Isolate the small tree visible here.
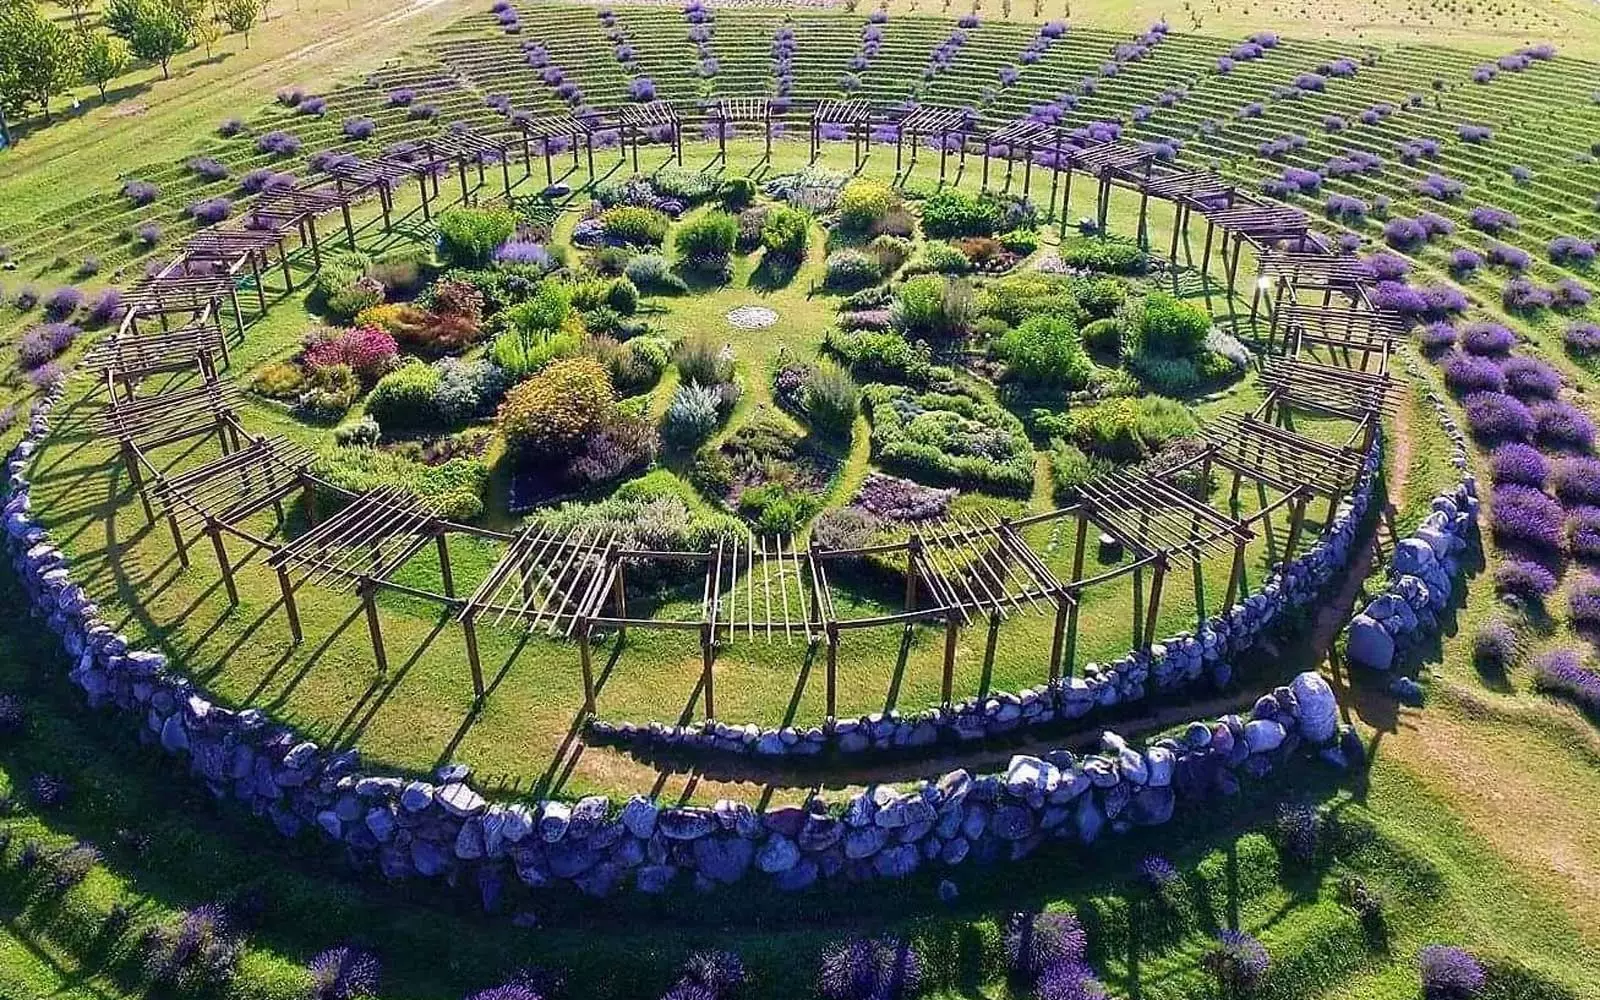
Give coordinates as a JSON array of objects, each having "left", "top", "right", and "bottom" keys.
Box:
[
  {"left": 218, "top": 0, "right": 257, "bottom": 47},
  {"left": 81, "top": 31, "right": 130, "bottom": 101},
  {"left": 62, "top": 0, "right": 93, "bottom": 31},
  {"left": 2, "top": 10, "right": 80, "bottom": 123},
  {"left": 126, "top": 0, "right": 189, "bottom": 79},
  {"left": 194, "top": 5, "right": 220, "bottom": 57}
]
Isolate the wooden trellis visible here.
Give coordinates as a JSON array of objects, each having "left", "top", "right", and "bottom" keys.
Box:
[
  {"left": 267, "top": 487, "right": 450, "bottom": 673},
  {"left": 328, "top": 155, "right": 425, "bottom": 232},
  {"left": 119, "top": 271, "right": 246, "bottom": 338},
  {"left": 515, "top": 111, "right": 597, "bottom": 186},
  {"left": 1271, "top": 302, "right": 1405, "bottom": 371},
  {"left": 890, "top": 105, "right": 970, "bottom": 176},
  {"left": 619, "top": 102, "right": 681, "bottom": 170},
  {"left": 83, "top": 319, "right": 229, "bottom": 398},
  {"left": 150, "top": 435, "right": 316, "bottom": 602},
  {"left": 982, "top": 120, "right": 1058, "bottom": 198},
  {"left": 423, "top": 127, "right": 524, "bottom": 207},
  {"left": 103, "top": 377, "right": 243, "bottom": 522},
  {"left": 1257, "top": 355, "right": 1399, "bottom": 426},
  {"left": 1196, "top": 202, "right": 1311, "bottom": 300},
  {"left": 810, "top": 98, "right": 873, "bottom": 167},
  {"left": 181, "top": 227, "right": 293, "bottom": 306},
  {"left": 246, "top": 187, "right": 354, "bottom": 268},
  {"left": 715, "top": 97, "right": 774, "bottom": 160}
]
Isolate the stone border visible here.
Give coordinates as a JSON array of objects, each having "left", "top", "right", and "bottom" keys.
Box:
[
  {"left": 586, "top": 434, "right": 1383, "bottom": 761},
  {"left": 1344, "top": 353, "right": 1478, "bottom": 700},
  {"left": 6, "top": 383, "right": 1360, "bottom": 903}
]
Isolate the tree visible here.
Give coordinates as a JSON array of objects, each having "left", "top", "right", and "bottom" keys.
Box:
[
  {"left": 0, "top": 7, "right": 80, "bottom": 124},
  {"left": 218, "top": 0, "right": 256, "bottom": 47},
  {"left": 62, "top": 0, "right": 92, "bottom": 31},
  {"left": 194, "top": 3, "right": 220, "bottom": 57},
  {"left": 81, "top": 31, "right": 130, "bottom": 100},
  {"left": 125, "top": 0, "right": 188, "bottom": 79}
]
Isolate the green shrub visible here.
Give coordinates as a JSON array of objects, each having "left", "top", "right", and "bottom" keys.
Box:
[
  {"left": 295, "top": 363, "right": 360, "bottom": 421},
  {"left": 436, "top": 207, "right": 517, "bottom": 267},
  {"left": 314, "top": 252, "right": 383, "bottom": 323},
  {"left": 803, "top": 358, "right": 860, "bottom": 437},
  {"left": 1059, "top": 236, "right": 1149, "bottom": 275},
  {"left": 504, "top": 280, "right": 573, "bottom": 335},
  {"left": 1123, "top": 291, "right": 1211, "bottom": 358},
  {"left": 674, "top": 212, "right": 738, "bottom": 265},
  {"left": 592, "top": 334, "right": 672, "bottom": 395},
  {"left": 993, "top": 315, "right": 1091, "bottom": 387},
  {"left": 1067, "top": 395, "right": 1198, "bottom": 461},
  {"left": 367, "top": 246, "right": 432, "bottom": 293},
  {"left": 605, "top": 276, "right": 640, "bottom": 315},
  {"left": 998, "top": 229, "right": 1041, "bottom": 256},
  {"left": 738, "top": 481, "right": 821, "bottom": 535},
  {"left": 490, "top": 328, "right": 580, "bottom": 379},
  {"left": 904, "top": 241, "right": 969, "bottom": 275},
  {"left": 980, "top": 272, "right": 1084, "bottom": 325},
  {"left": 662, "top": 382, "right": 723, "bottom": 446},
  {"left": 867, "top": 234, "right": 914, "bottom": 274},
  {"left": 1077, "top": 277, "right": 1128, "bottom": 319},
  {"left": 760, "top": 206, "right": 810, "bottom": 259},
  {"left": 920, "top": 189, "right": 1002, "bottom": 238},
  {"left": 1082, "top": 317, "right": 1121, "bottom": 354},
  {"left": 825, "top": 328, "right": 932, "bottom": 383},
  {"left": 1050, "top": 438, "right": 1114, "bottom": 497},
  {"left": 838, "top": 178, "right": 897, "bottom": 230},
  {"left": 624, "top": 253, "right": 688, "bottom": 293},
  {"left": 825, "top": 249, "right": 881, "bottom": 289},
  {"left": 365, "top": 361, "right": 443, "bottom": 433},
  {"left": 333, "top": 415, "right": 381, "bottom": 447},
  {"left": 1130, "top": 354, "right": 1201, "bottom": 395},
  {"left": 601, "top": 205, "right": 671, "bottom": 245},
  {"left": 317, "top": 447, "right": 488, "bottom": 520},
  {"left": 892, "top": 275, "right": 975, "bottom": 338},
  {"left": 251, "top": 361, "right": 305, "bottom": 399},
  {"left": 862, "top": 382, "right": 1033, "bottom": 494},
  {"left": 651, "top": 166, "right": 721, "bottom": 203},
  {"left": 719, "top": 176, "right": 757, "bottom": 209},
  {"left": 498, "top": 357, "right": 616, "bottom": 459}
]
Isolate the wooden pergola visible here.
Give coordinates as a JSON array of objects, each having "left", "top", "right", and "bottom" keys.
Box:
[
  {"left": 981, "top": 120, "right": 1058, "bottom": 198},
  {"left": 102, "top": 376, "right": 243, "bottom": 522},
  {"left": 150, "top": 434, "right": 316, "bottom": 601},
  {"left": 83, "top": 318, "right": 229, "bottom": 399},
  {"left": 327, "top": 154, "right": 426, "bottom": 232},
  {"left": 1258, "top": 355, "right": 1399, "bottom": 427},
  {"left": 119, "top": 270, "right": 246, "bottom": 339},
  {"left": 515, "top": 111, "right": 598, "bottom": 186},
  {"left": 890, "top": 105, "right": 970, "bottom": 176},
  {"left": 1061, "top": 140, "right": 1155, "bottom": 236},
  {"left": 810, "top": 98, "right": 873, "bottom": 168},
  {"left": 182, "top": 227, "right": 295, "bottom": 305},
  {"left": 713, "top": 97, "right": 775, "bottom": 161},
  {"left": 619, "top": 102, "right": 682, "bottom": 171},
  {"left": 1271, "top": 302, "right": 1405, "bottom": 371},
  {"left": 1195, "top": 202, "right": 1311, "bottom": 301},
  {"left": 266, "top": 487, "right": 451, "bottom": 673}
]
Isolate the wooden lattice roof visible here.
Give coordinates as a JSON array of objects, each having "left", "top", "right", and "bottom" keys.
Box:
[
  {"left": 268, "top": 487, "right": 443, "bottom": 593},
  {"left": 153, "top": 435, "right": 315, "bottom": 530},
  {"left": 83, "top": 321, "right": 228, "bottom": 382},
  {"left": 1257, "top": 250, "right": 1371, "bottom": 286},
  {"left": 102, "top": 379, "right": 241, "bottom": 451},
  {"left": 1201, "top": 414, "right": 1366, "bottom": 497},
  {"left": 895, "top": 104, "right": 970, "bottom": 133},
  {"left": 1076, "top": 469, "right": 1250, "bottom": 563},
  {"left": 1258, "top": 355, "right": 1398, "bottom": 418},
  {"left": 812, "top": 98, "right": 873, "bottom": 125}
]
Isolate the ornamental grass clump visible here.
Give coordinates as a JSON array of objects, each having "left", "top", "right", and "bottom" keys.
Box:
[
  {"left": 1463, "top": 391, "right": 1533, "bottom": 441},
  {"left": 1533, "top": 400, "right": 1596, "bottom": 452},
  {"left": 1531, "top": 646, "right": 1600, "bottom": 713},
  {"left": 1204, "top": 930, "right": 1269, "bottom": 995},
  {"left": 1491, "top": 484, "right": 1564, "bottom": 549},
  {"left": 817, "top": 937, "right": 923, "bottom": 1000},
  {"left": 307, "top": 946, "right": 382, "bottom": 1000},
  {"left": 1418, "top": 945, "right": 1486, "bottom": 1000}
]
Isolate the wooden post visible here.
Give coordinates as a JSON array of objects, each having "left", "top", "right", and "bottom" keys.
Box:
[
  {"left": 207, "top": 520, "right": 237, "bottom": 605},
  {"left": 167, "top": 509, "right": 190, "bottom": 568},
  {"left": 1223, "top": 540, "right": 1246, "bottom": 608},
  {"left": 904, "top": 534, "right": 921, "bottom": 611},
  {"left": 436, "top": 533, "right": 454, "bottom": 597},
  {"left": 463, "top": 612, "right": 484, "bottom": 703},
  {"left": 122, "top": 445, "right": 156, "bottom": 523},
  {"left": 1048, "top": 594, "right": 1067, "bottom": 681},
  {"left": 1131, "top": 563, "right": 1144, "bottom": 649},
  {"left": 457, "top": 158, "right": 469, "bottom": 203},
  {"left": 278, "top": 567, "right": 303, "bottom": 643},
  {"left": 825, "top": 623, "right": 838, "bottom": 718},
  {"left": 1283, "top": 493, "right": 1309, "bottom": 567},
  {"left": 943, "top": 615, "right": 961, "bottom": 706},
  {"left": 362, "top": 579, "right": 388, "bottom": 676},
  {"left": 579, "top": 622, "right": 596, "bottom": 712},
  {"left": 1142, "top": 558, "right": 1166, "bottom": 652},
  {"left": 611, "top": 559, "right": 628, "bottom": 641},
  {"left": 1064, "top": 513, "right": 1089, "bottom": 676},
  {"left": 1200, "top": 219, "right": 1215, "bottom": 280},
  {"left": 700, "top": 621, "right": 715, "bottom": 719}
]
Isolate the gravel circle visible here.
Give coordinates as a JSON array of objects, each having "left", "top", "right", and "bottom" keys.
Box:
[{"left": 725, "top": 305, "right": 779, "bottom": 329}]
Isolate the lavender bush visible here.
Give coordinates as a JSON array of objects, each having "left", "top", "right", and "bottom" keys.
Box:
[
  {"left": 1004, "top": 911, "right": 1087, "bottom": 980},
  {"left": 1204, "top": 930, "right": 1269, "bottom": 994},
  {"left": 1463, "top": 391, "right": 1533, "bottom": 441},
  {"left": 1533, "top": 401, "right": 1596, "bottom": 451},
  {"left": 1490, "top": 484, "right": 1564, "bottom": 548},
  {"left": 1501, "top": 357, "right": 1560, "bottom": 401},
  {"left": 44, "top": 286, "right": 83, "bottom": 321},
  {"left": 1493, "top": 557, "right": 1556, "bottom": 596},
  {"left": 817, "top": 937, "right": 923, "bottom": 1000},
  {"left": 1491, "top": 443, "right": 1548, "bottom": 486},
  {"left": 1419, "top": 945, "right": 1486, "bottom": 1000},
  {"left": 851, "top": 473, "right": 955, "bottom": 522},
  {"left": 1570, "top": 506, "right": 1600, "bottom": 558},
  {"left": 17, "top": 323, "right": 79, "bottom": 369},
  {"left": 307, "top": 946, "right": 382, "bottom": 999},
  {"left": 1531, "top": 647, "right": 1600, "bottom": 713}
]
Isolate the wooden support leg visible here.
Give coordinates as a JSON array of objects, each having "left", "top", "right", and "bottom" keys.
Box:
[
  {"left": 579, "top": 623, "right": 596, "bottom": 712},
  {"left": 826, "top": 625, "right": 838, "bottom": 718},
  {"left": 701, "top": 623, "right": 715, "bottom": 719},
  {"left": 363, "top": 582, "right": 388, "bottom": 676},
  {"left": 121, "top": 446, "right": 155, "bottom": 523},
  {"left": 208, "top": 521, "right": 238, "bottom": 606},
  {"left": 1131, "top": 565, "right": 1144, "bottom": 649},
  {"left": 1064, "top": 600, "right": 1081, "bottom": 679},
  {"left": 278, "top": 568, "right": 303, "bottom": 643},
  {"left": 464, "top": 613, "right": 484, "bottom": 703},
  {"left": 1142, "top": 562, "right": 1166, "bottom": 652},
  {"left": 1223, "top": 542, "right": 1246, "bottom": 609},
  {"left": 167, "top": 511, "right": 190, "bottom": 568},
  {"left": 943, "top": 617, "right": 960, "bottom": 707},
  {"left": 1283, "top": 495, "right": 1308, "bottom": 568},
  {"left": 1048, "top": 596, "right": 1067, "bottom": 681},
  {"left": 436, "top": 534, "right": 454, "bottom": 597}
]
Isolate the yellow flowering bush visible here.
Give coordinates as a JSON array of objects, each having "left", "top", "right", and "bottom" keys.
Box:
[{"left": 498, "top": 356, "right": 617, "bottom": 459}]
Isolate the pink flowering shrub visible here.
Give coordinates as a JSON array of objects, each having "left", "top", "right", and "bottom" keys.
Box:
[{"left": 302, "top": 326, "right": 399, "bottom": 384}]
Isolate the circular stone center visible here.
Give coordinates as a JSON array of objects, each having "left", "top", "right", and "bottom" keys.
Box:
[{"left": 725, "top": 305, "right": 779, "bottom": 329}]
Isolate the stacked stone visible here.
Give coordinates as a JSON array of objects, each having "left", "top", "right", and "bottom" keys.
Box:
[
  {"left": 1346, "top": 359, "right": 1478, "bottom": 688},
  {"left": 5, "top": 386, "right": 1357, "bottom": 906},
  {"left": 589, "top": 435, "right": 1382, "bottom": 762}
]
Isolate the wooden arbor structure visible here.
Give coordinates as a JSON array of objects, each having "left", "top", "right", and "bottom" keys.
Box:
[
  {"left": 889, "top": 104, "right": 972, "bottom": 178},
  {"left": 1194, "top": 201, "right": 1312, "bottom": 302},
  {"left": 266, "top": 487, "right": 454, "bottom": 674},
  {"left": 516, "top": 111, "right": 600, "bottom": 186},
  {"left": 101, "top": 372, "right": 243, "bottom": 523},
  {"left": 421, "top": 127, "right": 526, "bottom": 209},
  {"left": 83, "top": 317, "right": 230, "bottom": 400},
  {"left": 810, "top": 99, "right": 874, "bottom": 168},
  {"left": 980, "top": 120, "right": 1060, "bottom": 198},
  {"left": 619, "top": 102, "right": 682, "bottom": 172}
]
